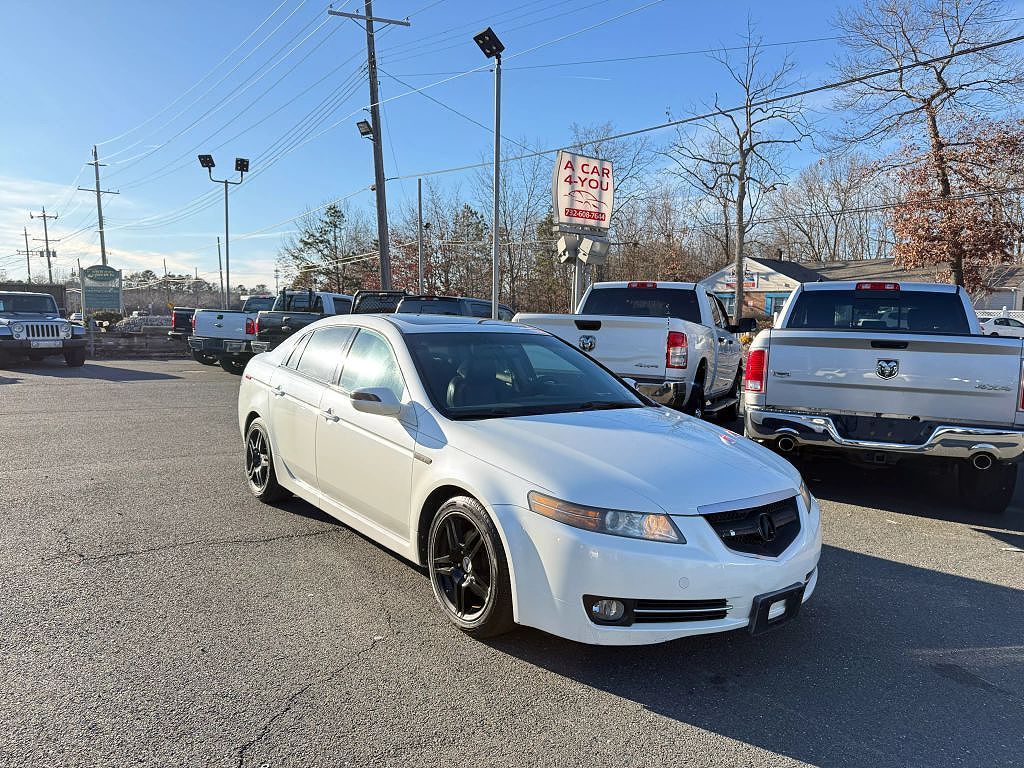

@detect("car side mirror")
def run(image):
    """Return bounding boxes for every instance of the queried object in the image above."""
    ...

[350,387,402,417]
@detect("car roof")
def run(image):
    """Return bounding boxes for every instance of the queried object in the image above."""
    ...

[591,281,698,290]
[0,291,56,298]
[801,281,960,293]
[312,312,542,335]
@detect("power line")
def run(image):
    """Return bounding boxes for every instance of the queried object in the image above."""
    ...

[386,30,1024,183]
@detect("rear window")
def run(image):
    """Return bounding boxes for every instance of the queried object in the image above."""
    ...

[398,298,464,315]
[580,288,701,323]
[787,289,970,334]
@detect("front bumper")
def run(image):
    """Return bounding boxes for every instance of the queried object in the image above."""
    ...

[0,337,84,352]
[495,497,822,645]
[745,407,1024,461]
[634,379,690,407]
[188,336,252,357]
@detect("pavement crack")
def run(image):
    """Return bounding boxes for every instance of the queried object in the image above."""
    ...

[234,634,389,768]
[42,527,340,564]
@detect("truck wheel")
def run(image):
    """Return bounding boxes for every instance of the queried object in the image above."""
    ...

[192,351,218,366]
[956,462,1016,514]
[220,358,246,375]
[64,348,87,367]
[683,382,706,419]
[716,372,742,423]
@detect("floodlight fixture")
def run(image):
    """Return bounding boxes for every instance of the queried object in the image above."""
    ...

[356,119,374,139]
[197,154,215,169]
[473,27,504,59]
[235,157,250,173]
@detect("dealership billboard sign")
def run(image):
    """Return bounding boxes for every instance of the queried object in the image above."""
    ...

[82,264,122,312]
[552,150,614,233]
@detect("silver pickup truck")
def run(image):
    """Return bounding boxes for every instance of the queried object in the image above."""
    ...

[743,280,1024,512]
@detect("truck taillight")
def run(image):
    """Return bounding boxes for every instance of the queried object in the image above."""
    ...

[191,315,196,331]
[245,317,256,335]
[745,348,767,392]
[666,331,687,369]
[628,281,657,289]
[1019,361,1024,410]
[856,282,900,291]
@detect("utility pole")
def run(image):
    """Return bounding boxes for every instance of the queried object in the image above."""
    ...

[217,236,225,309]
[328,2,410,291]
[163,259,172,312]
[20,227,32,282]
[274,267,279,294]
[417,178,425,293]
[78,145,118,266]
[29,207,58,283]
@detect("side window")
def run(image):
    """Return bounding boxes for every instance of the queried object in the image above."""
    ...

[294,326,355,382]
[498,307,515,321]
[995,318,1009,326]
[1011,319,1024,328]
[707,294,724,328]
[339,329,406,400]
[468,302,491,318]
[284,332,313,370]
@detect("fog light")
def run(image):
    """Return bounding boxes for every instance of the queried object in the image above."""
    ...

[767,600,787,621]
[590,599,625,622]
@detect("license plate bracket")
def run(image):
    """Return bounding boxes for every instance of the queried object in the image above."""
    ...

[749,582,806,635]
[29,339,62,349]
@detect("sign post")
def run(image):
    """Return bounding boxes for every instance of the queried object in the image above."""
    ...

[82,264,122,313]
[552,150,613,310]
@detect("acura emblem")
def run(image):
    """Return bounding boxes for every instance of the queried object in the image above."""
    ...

[757,513,777,542]
[578,334,596,352]
[876,359,899,379]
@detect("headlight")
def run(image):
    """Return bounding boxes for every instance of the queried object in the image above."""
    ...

[12,322,25,335]
[799,481,815,513]
[528,491,685,543]
[61,324,72,339]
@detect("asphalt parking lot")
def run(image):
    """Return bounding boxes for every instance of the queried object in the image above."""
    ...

[2,358,1022,768]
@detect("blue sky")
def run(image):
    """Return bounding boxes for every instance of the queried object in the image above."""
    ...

[0,0,861,287]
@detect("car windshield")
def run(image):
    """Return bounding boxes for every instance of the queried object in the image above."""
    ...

[580,287,702,323]
[406,331,645,419]
[787,289,970,334]
[0,294,59,314]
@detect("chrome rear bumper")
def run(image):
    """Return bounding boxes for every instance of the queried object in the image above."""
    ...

[745,408,1024,461]
[634,380,690,407]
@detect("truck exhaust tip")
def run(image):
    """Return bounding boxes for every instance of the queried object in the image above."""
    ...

[776,436,796,453]
[971,453,994,471]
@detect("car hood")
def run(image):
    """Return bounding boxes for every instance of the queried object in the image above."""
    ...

[445,407,801,515]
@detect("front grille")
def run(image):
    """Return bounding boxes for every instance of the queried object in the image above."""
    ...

[703,497,801,557]
[25,323,61,339]
[632,598,729,623]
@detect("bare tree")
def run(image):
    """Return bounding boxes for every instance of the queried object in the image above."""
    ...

[834,0,1024,284]
[667,22,807,318]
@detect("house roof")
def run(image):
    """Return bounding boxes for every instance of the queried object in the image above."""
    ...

[748,257,828,285]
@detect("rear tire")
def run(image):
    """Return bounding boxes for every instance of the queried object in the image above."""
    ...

[956,462,1016,514]
[192,350,218,366]
[683,382,706,419]
[427,496,514,639]
[220,357,246,375]
[64,348,87,367]
[244,418,290,502]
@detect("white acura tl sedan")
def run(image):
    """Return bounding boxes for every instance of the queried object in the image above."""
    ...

[237,314,821,645]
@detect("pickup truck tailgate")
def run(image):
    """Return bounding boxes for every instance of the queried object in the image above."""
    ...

[514,313,669,378]
[763,330,1024,424]
[192,310,250,341]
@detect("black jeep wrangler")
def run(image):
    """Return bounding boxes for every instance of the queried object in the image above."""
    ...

[0,291,87,367]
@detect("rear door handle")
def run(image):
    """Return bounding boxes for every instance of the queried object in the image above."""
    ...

[321,408,340,422]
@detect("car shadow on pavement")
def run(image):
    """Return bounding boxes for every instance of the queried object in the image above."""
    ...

[2,360,181,381]
[487,544,1024,768]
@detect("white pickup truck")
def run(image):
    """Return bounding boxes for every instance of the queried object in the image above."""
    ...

[515,281,745,419]
[744,280,1024,512]
[189,295,276,374]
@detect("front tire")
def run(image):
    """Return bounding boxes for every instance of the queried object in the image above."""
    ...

[427,497,514,638]
[956,461,1016,514]
[244,418,290,502]
[64,348,86,367]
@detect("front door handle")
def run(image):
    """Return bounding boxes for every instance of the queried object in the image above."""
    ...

[272,385,285,397]
[321,408,340,422]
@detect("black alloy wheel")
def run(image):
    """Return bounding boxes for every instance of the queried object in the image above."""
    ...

[192,350,218,365]
[427,497,513,638]
[220,357,246,375]
[244,419,289,502]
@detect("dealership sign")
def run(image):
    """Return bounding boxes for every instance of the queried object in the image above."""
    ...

[723,269,759,290]
[82,264,122,312]
[552,150,614,233]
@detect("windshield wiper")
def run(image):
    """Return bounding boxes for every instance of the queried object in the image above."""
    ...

[573,401,643,411]
[450,408,521,420]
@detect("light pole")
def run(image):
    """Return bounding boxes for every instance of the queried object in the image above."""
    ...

[474,27,504,319]
[198,154,248,309]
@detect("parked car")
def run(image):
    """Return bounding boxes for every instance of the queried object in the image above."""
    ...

[396,295,515,320]
[250,290,353,354]
[979,315,1024,338]
[744,281,1024,513]
[0,291,87,367]
[188,295,275,373]
[514,281,748,419]
[69,312,84,324]
[237,314,821,644]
